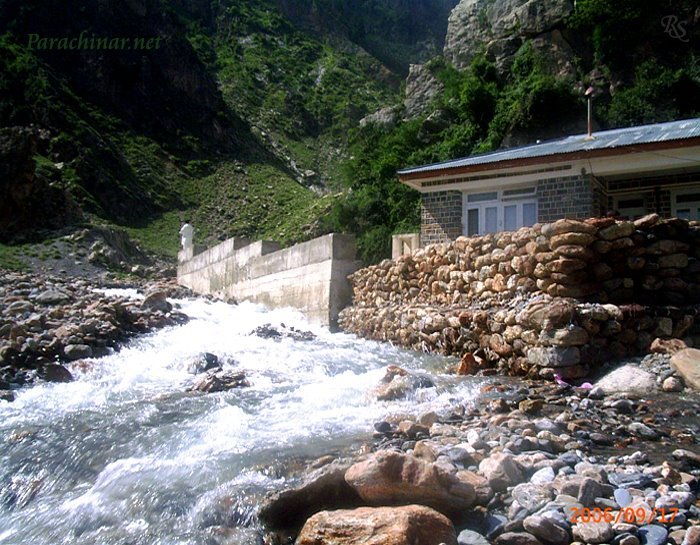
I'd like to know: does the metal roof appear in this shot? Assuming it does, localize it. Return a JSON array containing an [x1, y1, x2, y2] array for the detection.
[[397, 118, 700, 176]]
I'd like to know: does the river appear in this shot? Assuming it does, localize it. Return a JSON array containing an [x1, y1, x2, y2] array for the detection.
[[0, 295, 482, 544]]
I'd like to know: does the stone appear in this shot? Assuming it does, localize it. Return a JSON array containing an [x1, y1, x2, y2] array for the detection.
[[577, 477, 602, 507], [530, 467, 556, 485], [573, 521, 614, 544], [519, 399, 544, 414], [512, 483, 552, 512], [628, 422, 659, 440], [539, 327, 589, 347], [594, 365, 656, 395], [598, 222, 635, 241], [550, 232, 596, 249], [458, 529, 491, 545], [518, 299, 576, 329], [258, 460, 363, 532], [619, 535, 641, 545], [296, 505, 457, 545], [37, 363, 73, 383], [614, 488, 633, 508], [670, 349, 700, 390], [404, 64, 444, 119], [141, 290, 172, 313], [494, 532, 544, 545], [658, 253, 688, 268], [650, 338, 688, 355], [187, 352, 221, 374], [607, 472, 653, 489], [683, 526, 700, 545], [345, 450, 475, 517], [0, 390, 15, 402], [523, 514, 570, 545], [374, 366, 435, 400], [672, 448, 700, 467], [63, 343, 93, 361], [478, 452, 524, 492], [35, 289, 71, 305], [527, 347, 580, 367], [638, 525, 668, 545], [189, 370, 250, 393], [543, 219, 598, 237]]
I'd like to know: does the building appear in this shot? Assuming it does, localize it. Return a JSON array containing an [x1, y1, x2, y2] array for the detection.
[[397, 118, 700, 246]]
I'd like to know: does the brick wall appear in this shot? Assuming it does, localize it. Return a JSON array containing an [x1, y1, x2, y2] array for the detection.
[[537, 174, 598, 222], [421, 190, 462, 246]]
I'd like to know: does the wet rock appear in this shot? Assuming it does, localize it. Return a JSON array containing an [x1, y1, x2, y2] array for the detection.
[[187, 352, 221, 374], [141, 290, 172, 313], [249, 323, 316, 341], [673, 449, 700, 467], [374, 365, 434, 401], [479, 452, 524, 492], [573, 521, 614, 543], [189, 370, 250, 393], [0, 390, 15, 402], [662, 376, 684, 392], [628, 422, 659, 440], [296, 505, 457, 545], [37, 363, 73, 383], [670, 349, 700, 390], [344, 450, 476, 517], [63, 344, 93, 361], [258, 460, 363, 532]]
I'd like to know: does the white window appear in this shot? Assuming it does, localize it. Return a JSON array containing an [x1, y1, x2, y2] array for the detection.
[[672, 189, 700, 221], [463, 189, 538, 236]]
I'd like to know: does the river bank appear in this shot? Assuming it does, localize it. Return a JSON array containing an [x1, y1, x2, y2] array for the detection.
[[259, 354, 700, 545], [0, 269, 190, 398]]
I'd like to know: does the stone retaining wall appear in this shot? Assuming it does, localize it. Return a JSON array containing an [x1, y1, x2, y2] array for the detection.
[[339, 214, 700, 377]]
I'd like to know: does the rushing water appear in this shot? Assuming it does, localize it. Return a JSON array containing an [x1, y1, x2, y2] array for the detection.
[[0, 296, 483, 545]]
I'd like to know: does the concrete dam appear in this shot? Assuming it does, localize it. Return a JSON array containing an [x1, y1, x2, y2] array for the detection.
[[176, 233, 360, 328]]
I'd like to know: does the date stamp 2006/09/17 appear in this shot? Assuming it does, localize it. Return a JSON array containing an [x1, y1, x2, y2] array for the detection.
[[570, 506, 679, 525]]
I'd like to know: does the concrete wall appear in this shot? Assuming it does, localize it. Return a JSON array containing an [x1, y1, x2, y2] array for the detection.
[[177, 234, 360, 328]]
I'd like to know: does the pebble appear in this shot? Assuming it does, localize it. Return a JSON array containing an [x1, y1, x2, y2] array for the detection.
[[614, 488, 633, 507], [638, 524, 668, 545], [458, 529, 490, 545]]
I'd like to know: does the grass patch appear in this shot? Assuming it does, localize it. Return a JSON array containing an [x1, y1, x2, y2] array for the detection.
[[0, 243, 31, 271]]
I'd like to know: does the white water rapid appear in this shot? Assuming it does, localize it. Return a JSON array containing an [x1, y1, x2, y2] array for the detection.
[[0, 295, 484, 545]]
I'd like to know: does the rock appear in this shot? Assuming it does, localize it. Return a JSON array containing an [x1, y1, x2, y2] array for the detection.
[[374, 366, 435, 401], [573, 521, 614, 544], [523, 514, 570, 545], [141, 290, 172, 313], [404, 64, 443, 119], [0, 390, 15, 402], [189, 370, 250, 393], [345, 450, 475, 517], [661, 376, 684, 392], [512, 483, 552, 512], [478, 452, 524, 492], [577, 477, 602, 507], [650, 338, 688, 355], [63, 344, 93, 361], [494, 531, 544, 545], [638, 525, 668, 545], [187, 352, 221, 374], [598, 222, 635, 241], [683, 526, 700, 545], [614, 488, 633, 508], [519, 399, 544, 414], [258, 460, 363, 532], [458, 529, 490, 545], [360, 106, 400, 129], [527, 347, 580, 367], [672, 449, 700, 467], [628, 422, 659, 440], [34, 289, 71, 305], [539, 327, 589, 347], [530, 467, 556, 485], [296, 505, 457, 545], [670, 349, 700, 390], [607, 472, 653, 489], [37, 363, 73, 383], [595, 365, 656, 396]]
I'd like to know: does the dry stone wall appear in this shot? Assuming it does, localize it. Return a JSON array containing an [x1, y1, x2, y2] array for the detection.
[[339, 214, 700, 378]]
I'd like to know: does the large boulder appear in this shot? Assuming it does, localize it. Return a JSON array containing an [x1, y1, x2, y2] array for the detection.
[[670, 348, 700, 390], [594, 365, 657, 396], [345, 450, 475, 518], [296, 505, 457, 545], [189, 370, 250, 393], [258, 460, 363, 533]]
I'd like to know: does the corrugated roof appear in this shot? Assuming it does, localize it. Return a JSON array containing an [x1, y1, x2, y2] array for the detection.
[[397, 117, 700, 176]]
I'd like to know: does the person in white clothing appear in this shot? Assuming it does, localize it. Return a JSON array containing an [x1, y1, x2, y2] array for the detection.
[[180, 221, 194, 250]]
